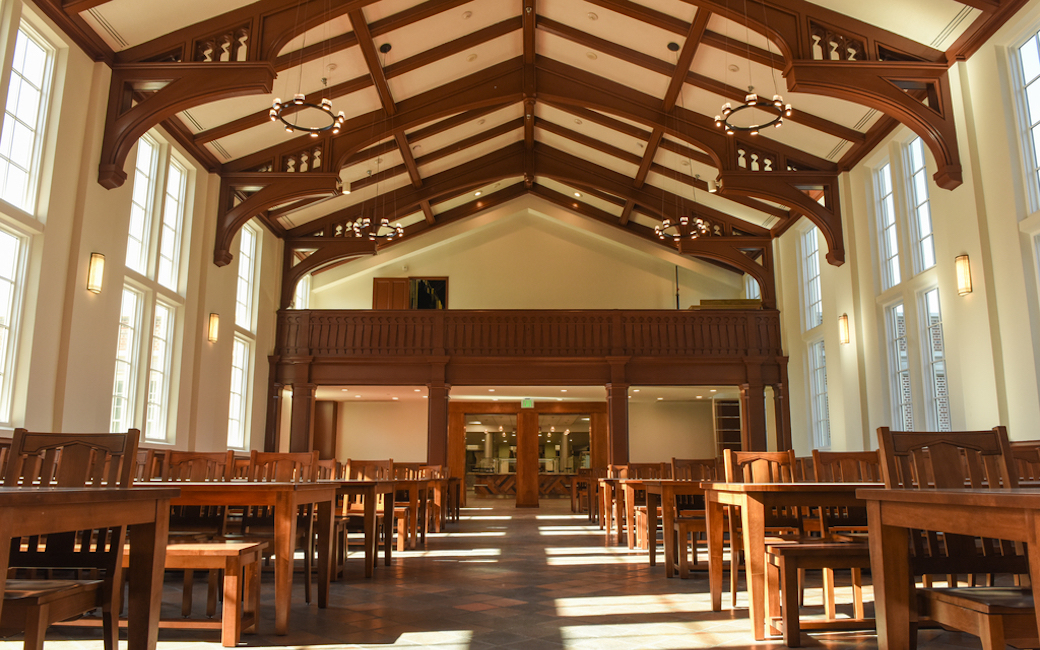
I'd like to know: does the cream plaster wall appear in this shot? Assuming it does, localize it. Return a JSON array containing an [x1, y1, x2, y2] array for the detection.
[[336, 401, 428, 461], [628, 401, 715, 462], [311, 204, 743, 310]]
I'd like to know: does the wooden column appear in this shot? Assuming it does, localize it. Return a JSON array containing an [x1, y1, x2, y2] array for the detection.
[[289, 383, 316, 453], [313, 401, 338, 460], [773, 382, 793, 451], [448, 409, 466, 506], [590, 411, 609, 470], [515, 410, 540, 508], [264, 379, 283, 452], [606, 383, 630, 466], [427, 382, 450, 465], [740, 383, 768, 451]]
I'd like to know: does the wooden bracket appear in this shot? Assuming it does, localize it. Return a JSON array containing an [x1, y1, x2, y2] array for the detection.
[[215, 172, 342, 266], [787, 60, 962, 189], [98, 62, 275, 189], [281, 236, 377, 309], [719, 170, 844, 265], [678, 236, 776, 309]]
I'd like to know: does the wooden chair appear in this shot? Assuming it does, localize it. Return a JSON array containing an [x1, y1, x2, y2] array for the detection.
[[670, 458, 717, 577], [235, 451, 320, 603], [339, 459, 393, 570], [879, 426, 1035, 650], [764, 449, 881, 646], [1012, 445, 1040, 482], [608, 463, 669, 549], [1, 429, 139, 650], [392, 463, 430, 550], [723, 450, 802, 606]]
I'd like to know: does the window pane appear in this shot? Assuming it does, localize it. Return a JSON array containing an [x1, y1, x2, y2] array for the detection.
[[227, 336, 251, 448], [876, 164, 901, 290], [887, 303, 913, 430], [292, 274, 311, 309], [157, 159, 186, 290], [1021, 35, 1040, 83], [0, 227, 26, 422], [144, 302, 174, 441], [922, 288, 951, 431], [802, 228, 823, 331], [126, 138, 158, 274], [0, 28, 52, 212], [235, 227, 257, 330], [808, 340, 830, 449], [111, 287, 142, 432], [906, 139, 935, 273]]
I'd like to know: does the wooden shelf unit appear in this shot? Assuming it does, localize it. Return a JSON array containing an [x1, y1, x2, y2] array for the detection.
[[713, 399, 742, 456]]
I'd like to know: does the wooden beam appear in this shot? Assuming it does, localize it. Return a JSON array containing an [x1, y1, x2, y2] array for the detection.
[[663, 10, 711, 112], [620, 198, 635, 225], [420, 199, 436, 223], [633, 129, 663, 188], [349, 9, 396, 115], [62, 0, 112, 12], [395, 132, 423, 187]]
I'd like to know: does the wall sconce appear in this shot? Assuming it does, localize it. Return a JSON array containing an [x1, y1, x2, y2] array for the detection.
[[208, 313, 220, 342], [955, 254, 972, 295], [86, 253, 105, 294], [838, 313, 850, 345]]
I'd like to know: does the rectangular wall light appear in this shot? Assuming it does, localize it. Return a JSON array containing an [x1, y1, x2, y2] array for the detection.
[[208, 313, 220, 342], [955, 254, 972, 295], [838, 313, 850, 345], [86, 253, 105, 294]]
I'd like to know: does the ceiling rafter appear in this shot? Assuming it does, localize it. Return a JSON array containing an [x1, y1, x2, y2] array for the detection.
[[350, 9, 396, 115]]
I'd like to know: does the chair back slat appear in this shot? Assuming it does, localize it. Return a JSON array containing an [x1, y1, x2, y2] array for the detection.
[[163, 450, 235, 482], [1013, 447, 1040, 481], [725, 450, 797, 484], [608, 463, 670, 479], [345, 459, 393, 480], [247, 450, 319, 483], [5, 430, 139, 488], [671, 458, 717, 481], [811, 450, 882, 482]]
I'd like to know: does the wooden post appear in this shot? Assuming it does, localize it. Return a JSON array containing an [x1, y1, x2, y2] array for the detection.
[[516, 410, 540, 507], [740, 383, 768, 451], [289, 383, 316, 453], [606, 383, 630, 465], [264, 380, 282, 452], [773, 381, 793, 451], [427, 382, 450, 465]]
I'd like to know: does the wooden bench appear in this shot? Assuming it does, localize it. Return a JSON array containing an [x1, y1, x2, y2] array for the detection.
[[121, 541, 266, 647]]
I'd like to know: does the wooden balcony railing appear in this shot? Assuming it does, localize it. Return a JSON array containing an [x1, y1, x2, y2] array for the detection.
[[276, 309, 783, 360]]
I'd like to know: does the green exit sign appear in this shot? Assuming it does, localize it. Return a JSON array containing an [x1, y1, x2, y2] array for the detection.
[[521, 398, 535, 408]]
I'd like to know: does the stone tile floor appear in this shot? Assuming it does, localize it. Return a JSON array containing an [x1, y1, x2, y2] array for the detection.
[[1, 496, 999, 649]]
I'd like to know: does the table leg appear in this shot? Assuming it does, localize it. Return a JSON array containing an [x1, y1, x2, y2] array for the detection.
[[274, 492, 297, 635], [316, 497, 333, 608], [602, 483, 613, 546], [409, 486, 419, 549], [867, 500, 911, 650], [625, 485, 637, 549], [1029, 512, 1040, 645], [571, 479, 578, 513], [706, 493, 724, 611], [598, 483, 606, 529], [741, 497, 767, 641], [364, 488, 376, 578], [661, 488, 675, 578], [127, 498, 170, 650], [383, 491, 393, 566], [647, 490, 660, 568], [614, 486, 625, 546]]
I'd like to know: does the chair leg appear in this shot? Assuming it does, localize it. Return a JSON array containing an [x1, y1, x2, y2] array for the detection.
[[852, 568, 864, 619], [978, 614, 1006, 650], [780, 555, 802, 647], [823, 568, 837, 619], [397, 516, 407, 553], [730, 547, 740, 608], [182, 569, 195, 617], [244, 559, 260, 634], [222, 557, 243, 648], [206, 570, 219, 617]]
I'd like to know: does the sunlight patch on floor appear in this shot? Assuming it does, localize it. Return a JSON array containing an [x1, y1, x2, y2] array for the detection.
[[554, 593, 709, 616], [394, 547, 502, 559], [426, 531, 507, 538], [535, 514, 587, 520]]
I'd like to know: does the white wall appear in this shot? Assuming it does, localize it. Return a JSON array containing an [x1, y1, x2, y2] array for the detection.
[[628, 401, 715, 462], [311, 203, 743, 310], [336, 401, 428, 461]]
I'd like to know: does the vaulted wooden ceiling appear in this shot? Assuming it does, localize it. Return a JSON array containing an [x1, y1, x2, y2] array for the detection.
[[35, 0, 1026, 307]]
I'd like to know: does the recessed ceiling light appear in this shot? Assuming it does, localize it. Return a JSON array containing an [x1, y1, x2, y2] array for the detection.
[[414, 388, 421, 392], [423, 395, 428, 398], [478, 118, 486, 125], [557, 398, 564, 401], [462, 10, 472, 19], [633, 389, 640, 393], [392, 397, 399, 400], [561, 389, 567, 392], [475, 191, 482, 196], [582, 418, 590, 421], [573, 192, 581, 197], [710, 389, 717, 393], [728, 64, 740, 73], [412, 144, 421, 152], [696, 396, 703, 399], [344, 189, 351, 194], [586, 52, 598, 60], [341, 388, 348, 391], [467, 53, 478, 62], [355, 395, 361, 398], [681, 160, 690, 166], [493, 398, 499, 401], [470, 421, 482, 425], [488, 388, 495, 392], [588, 11, 598, 20], [574, 119, 583, 125], [657, 397, 664, 401]]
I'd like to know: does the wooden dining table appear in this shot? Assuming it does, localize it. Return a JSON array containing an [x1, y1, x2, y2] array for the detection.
[[640, 479, 708, 578], [0, 486, 178, 650], [859, 487, 1040, 650], [393, 478, 430, 549], [146, 480, 336, 635], [704, 482, 872, 641], [333, 479, 395, 577]]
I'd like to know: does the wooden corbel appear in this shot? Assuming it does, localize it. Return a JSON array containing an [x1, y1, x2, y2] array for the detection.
[[281, 236, 377, 309], [678, 236, 776, 309], [215, 172, 342, 266], [787, 60, 962, 189], [98, 62, 275, 189], [718, 170, 844, 265]]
